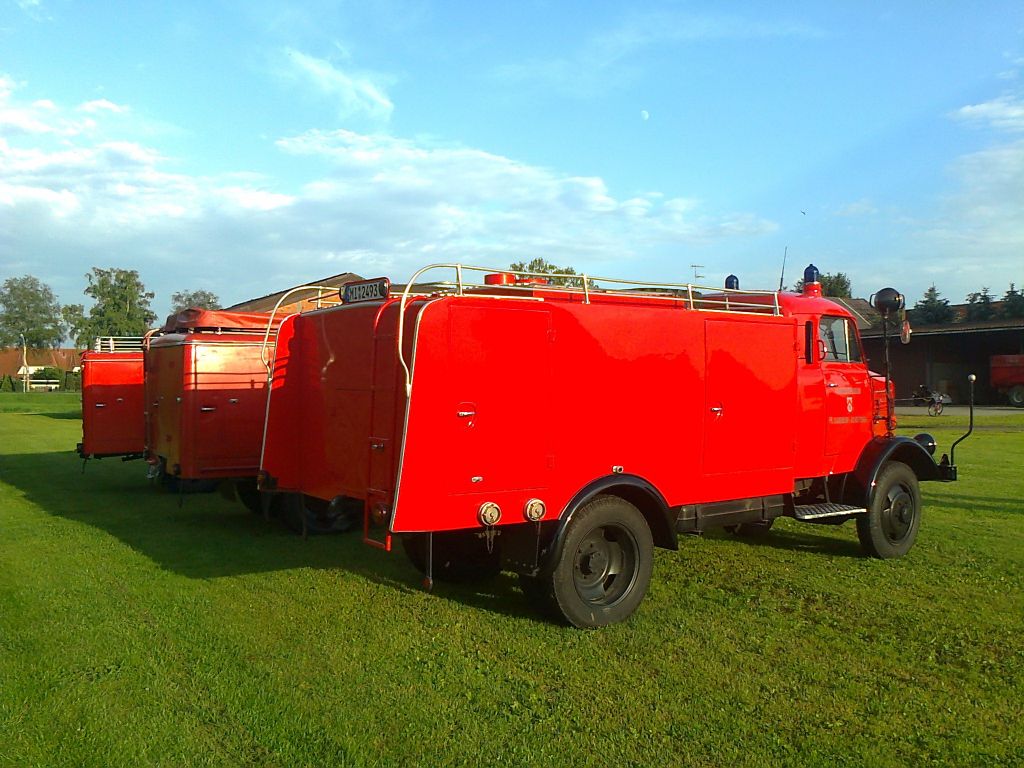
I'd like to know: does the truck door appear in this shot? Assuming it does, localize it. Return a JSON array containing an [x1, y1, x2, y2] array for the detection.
[[703, 318, 796, 490], [444, 304, 553, 495], [819, 315, 871, 458]]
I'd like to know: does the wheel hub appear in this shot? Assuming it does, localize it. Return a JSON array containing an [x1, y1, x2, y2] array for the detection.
[[581, 548, 608, 576], [883, 488, 914, 541]]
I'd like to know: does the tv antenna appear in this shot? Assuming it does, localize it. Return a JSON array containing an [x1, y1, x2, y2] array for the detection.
[[689, 264, 705, 281]]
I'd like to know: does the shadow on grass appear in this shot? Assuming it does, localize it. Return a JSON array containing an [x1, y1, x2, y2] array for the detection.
[[0, 448, 540, 623], [37, 411, 83, 420], [693, 524, 864, 559]]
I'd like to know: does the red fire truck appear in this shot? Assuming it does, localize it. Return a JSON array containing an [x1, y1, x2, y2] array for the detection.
[[78, 337, 147, 461], [259, 264, 971, 627]]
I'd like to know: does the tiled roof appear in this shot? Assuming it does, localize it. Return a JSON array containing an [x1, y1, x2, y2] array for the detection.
[[0, 348, 81, 377], [226, 272, 363, 312]]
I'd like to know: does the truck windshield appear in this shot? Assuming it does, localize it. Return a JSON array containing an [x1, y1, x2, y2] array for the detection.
[[819, 316, 862, 363]]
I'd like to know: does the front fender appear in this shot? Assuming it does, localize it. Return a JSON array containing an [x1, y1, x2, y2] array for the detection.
[[853, 436, 939, 507]]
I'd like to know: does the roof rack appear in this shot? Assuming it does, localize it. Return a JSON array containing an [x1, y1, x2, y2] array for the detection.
[[92, 336, 146, 352], [396, 263, 782, 395]]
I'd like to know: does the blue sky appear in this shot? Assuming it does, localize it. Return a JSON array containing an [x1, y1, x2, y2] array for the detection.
[[2, 1, 1022, 318]]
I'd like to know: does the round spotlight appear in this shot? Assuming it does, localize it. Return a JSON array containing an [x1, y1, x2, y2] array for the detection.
[[914, 433, 937, 456], [523, 498, 546, 522], [478, 502, 501, 526]]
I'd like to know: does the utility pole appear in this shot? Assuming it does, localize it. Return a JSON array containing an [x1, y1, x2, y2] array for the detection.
[[19, 333, 29, 392], [689, 264, 705, 281]]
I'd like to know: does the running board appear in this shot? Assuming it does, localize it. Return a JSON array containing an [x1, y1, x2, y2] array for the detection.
[[793, 502, 866, 521]]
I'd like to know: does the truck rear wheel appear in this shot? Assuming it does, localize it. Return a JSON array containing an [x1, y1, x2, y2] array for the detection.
[[281, 493, 354, 535], [856, 461, 921, 559], [401, 531, 501, 583], [547, 495, 654, 629], [1009, 385, 1024, 408]]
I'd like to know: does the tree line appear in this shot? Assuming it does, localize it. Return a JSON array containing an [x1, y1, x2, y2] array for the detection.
[[0, 268, 221, 350], [790, 271, 1024, 324]]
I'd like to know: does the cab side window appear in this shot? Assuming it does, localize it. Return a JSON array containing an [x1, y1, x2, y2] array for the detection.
[[818, 316, 862, 363]]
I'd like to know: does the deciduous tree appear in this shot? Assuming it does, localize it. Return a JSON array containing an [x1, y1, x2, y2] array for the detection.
[[80, 267, 156, 338], [0, 275, 63, 349], [170, 289, 221, 313], [793, 272, 853, 298], [509, 258, 591, 288]]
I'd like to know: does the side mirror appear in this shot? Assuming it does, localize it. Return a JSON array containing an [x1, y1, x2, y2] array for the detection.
[[817, 339, 828, 362]]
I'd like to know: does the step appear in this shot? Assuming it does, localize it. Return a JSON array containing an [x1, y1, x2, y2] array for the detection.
[[794, 502, 866, 521]]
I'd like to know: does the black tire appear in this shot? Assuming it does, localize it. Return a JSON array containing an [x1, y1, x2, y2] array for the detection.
[[856, 461, 921, 559], [401, 531, 502, 583], [725, 519, 775, 537], [546, 495, 654, 629], [1009, 385, 1024, 408], [281, 493, 355, 535], [236, 480, 264, 515]]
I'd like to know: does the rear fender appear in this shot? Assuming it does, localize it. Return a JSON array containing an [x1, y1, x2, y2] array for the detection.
[[552, 474, 677, 556], [853, 437, 939, 507]]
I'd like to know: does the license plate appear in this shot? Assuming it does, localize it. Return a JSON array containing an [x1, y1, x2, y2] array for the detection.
[[343, 278, 390, 304]]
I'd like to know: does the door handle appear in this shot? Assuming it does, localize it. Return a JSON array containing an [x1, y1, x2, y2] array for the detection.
[[200, 406, 216, 412], [827, 382, 839, 388], [94, 403, 106, 408], [709, 406, 723, 414], [457, 410, 476, 418]]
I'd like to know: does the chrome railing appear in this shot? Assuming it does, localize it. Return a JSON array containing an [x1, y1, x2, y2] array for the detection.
[[92, 336, 147, 352], [396, 263, 782, 396]]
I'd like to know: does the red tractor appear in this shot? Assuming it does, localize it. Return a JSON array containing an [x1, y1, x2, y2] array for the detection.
[[258, 264, 972, 627]]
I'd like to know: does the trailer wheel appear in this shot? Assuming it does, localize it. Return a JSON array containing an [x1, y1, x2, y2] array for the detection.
[[281, 493, 354, 535], [547, 495, 653, 629], [401, 531, 501, 583], [856, 461, 921, 559], [1009, 385, 1024, 408]]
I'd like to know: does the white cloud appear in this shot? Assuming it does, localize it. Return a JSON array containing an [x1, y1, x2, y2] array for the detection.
[[280, 48, 393, 122], [835, 199, 878, 217], [495, 12, 823, 94], [953, 94, 1024, 132], [78, 99, 129, 114], [1, 81, 773, 312]]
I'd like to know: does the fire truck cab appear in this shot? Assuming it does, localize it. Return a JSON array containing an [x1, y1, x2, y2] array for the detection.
[[260, 264, 966, 628]]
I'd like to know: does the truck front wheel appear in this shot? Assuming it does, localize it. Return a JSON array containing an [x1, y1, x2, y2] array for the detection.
[[856, 462, 921, 559], [547, 495, 654, 629]]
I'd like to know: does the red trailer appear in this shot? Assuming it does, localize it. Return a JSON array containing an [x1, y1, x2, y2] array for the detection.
[[146, 308, 281, 506], [260, 265, 970, 627], [990, 355, 1024, 407], [78, 337, 147, 460]]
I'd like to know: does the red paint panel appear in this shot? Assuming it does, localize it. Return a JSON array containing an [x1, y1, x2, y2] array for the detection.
[[81, 351, 145, 457]]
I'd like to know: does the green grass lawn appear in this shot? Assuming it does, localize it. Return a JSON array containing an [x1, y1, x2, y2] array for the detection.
[[1, 393, 1022, 766]]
